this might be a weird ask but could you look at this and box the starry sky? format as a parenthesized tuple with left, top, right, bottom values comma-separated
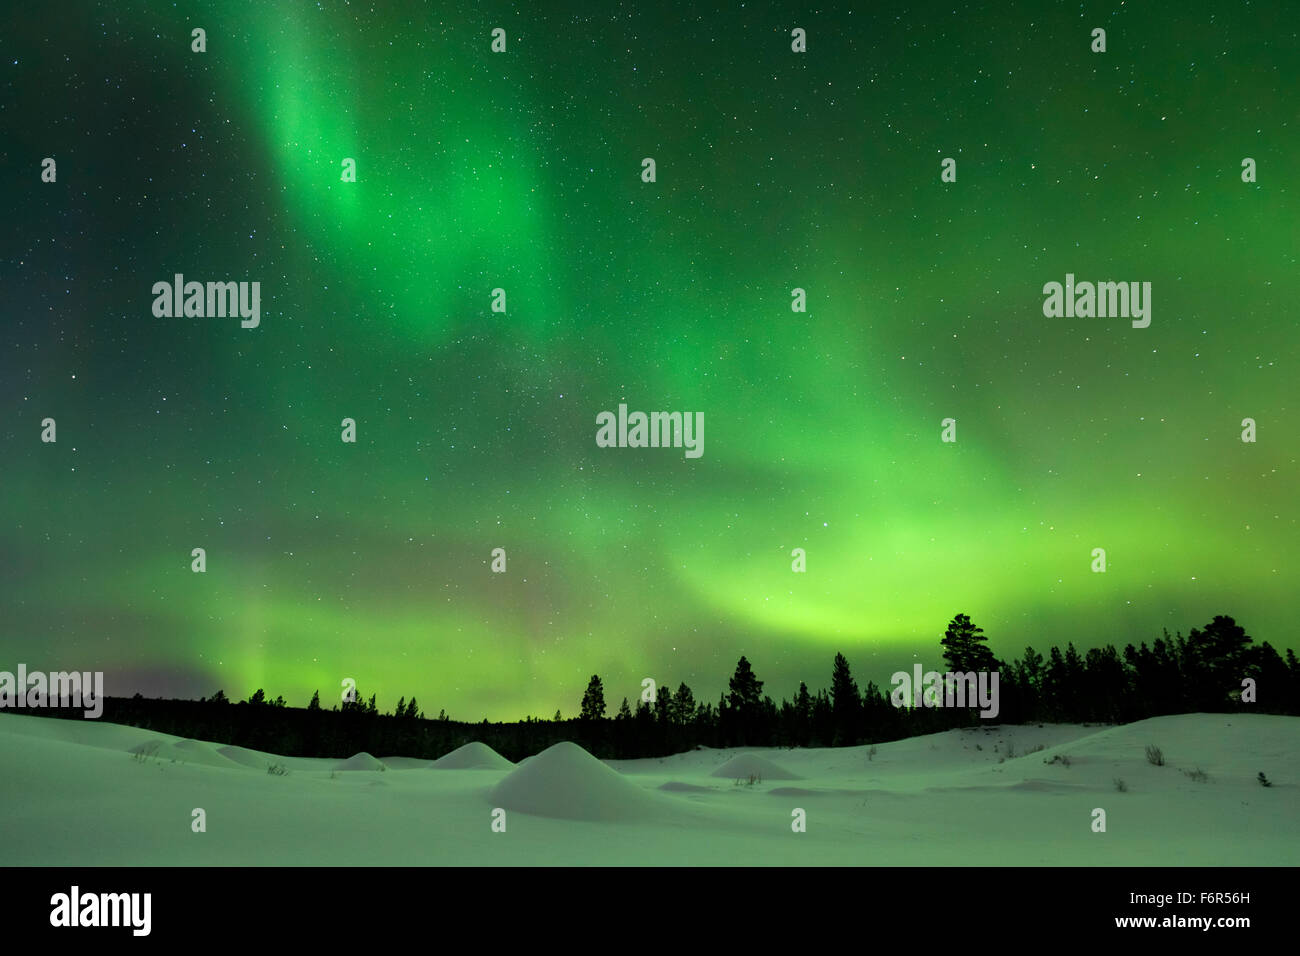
(2, 1, 1296, 720)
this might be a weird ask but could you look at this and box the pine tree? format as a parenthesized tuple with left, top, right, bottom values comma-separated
(728, 657, 765, 745)
(616, 697, 632, 720)
(728, 656, 764, 712)
(940, 613, 997, 672)
(655, 683, 672, 723)
(1187, 615, 1253, 706)
(795, 681, 812, 721)
(862, 679, 887, 739)
(830, 653, 861, 744)
(308, 690, 321, 711)
(580, 675, 606, 720)
(673, 683, 696, 725)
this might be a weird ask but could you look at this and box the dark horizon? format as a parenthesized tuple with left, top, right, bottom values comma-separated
(7, 611, 1294, 764)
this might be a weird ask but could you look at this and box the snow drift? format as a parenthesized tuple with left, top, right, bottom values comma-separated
(335, 751, 387, 771)
(431, 741, 513, 770)
(216, 744, 278, 769)
(489, 741, 667, 821)
(710, 752, 802, 780)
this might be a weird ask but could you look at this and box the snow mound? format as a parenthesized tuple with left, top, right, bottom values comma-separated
(215, 745, 275, 769)
(0, 713, 165, 753)
(335, 751, 387, 772)
(710, 753, 802, 780)
(431, 741, 514, 770)
(163, 738, 236, 768)
(490, 741, 667, 821)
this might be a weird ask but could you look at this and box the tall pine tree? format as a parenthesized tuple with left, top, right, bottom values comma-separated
(940, 613, 996, 672)
(580, 675, 606, 720)
(830, 653, 861, 744)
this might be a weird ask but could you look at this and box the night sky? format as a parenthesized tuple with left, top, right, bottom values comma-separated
(3, 1, 1296, 720)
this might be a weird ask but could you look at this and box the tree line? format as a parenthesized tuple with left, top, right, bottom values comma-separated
(19, 613, 1298, 761)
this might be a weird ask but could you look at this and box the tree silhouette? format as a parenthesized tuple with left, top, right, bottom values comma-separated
(672, 682, 696, 725)
(1187, 615, 1252, 706)
(727, 656, 765, 745)
(580, 675, 606, 720)
(654, 682, 672, 723)
(940, 613, 997, 672)
(830, 653, 861, 744)
(793, 681, 813, 746)
(36, 608, 1289, 762)
(728, 656, 764, 711)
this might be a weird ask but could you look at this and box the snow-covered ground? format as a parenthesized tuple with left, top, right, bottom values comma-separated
(1, 712, 1294, 865)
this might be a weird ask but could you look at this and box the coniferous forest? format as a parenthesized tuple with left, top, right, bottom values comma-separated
(17, 614, 1298, 763)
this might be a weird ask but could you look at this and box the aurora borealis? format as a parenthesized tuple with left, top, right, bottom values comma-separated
(3, 1, 1296, 721)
